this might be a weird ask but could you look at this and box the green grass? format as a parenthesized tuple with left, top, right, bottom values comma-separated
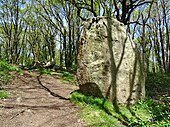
(146, 72, 170, 97)
(0, 60, 21, 100)
(0, 60, 22, 85)
(70, 91, 124, 127)
(36, 68, 76, 83)
(38, 68, 52, 75)
(58, 71, 76, 83)
(0, 90, 9, 99)
(70, 91, 170, 127)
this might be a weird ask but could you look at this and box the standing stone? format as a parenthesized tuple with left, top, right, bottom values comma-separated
(77, 16, 145, 104)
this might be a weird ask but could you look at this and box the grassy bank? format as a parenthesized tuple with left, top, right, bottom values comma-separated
(70, 72, 170, 127)
(70, 91, 170, 127)
(0, 60, 22, 99)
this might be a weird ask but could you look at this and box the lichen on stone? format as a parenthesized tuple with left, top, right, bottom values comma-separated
(77, 16, 145, 104)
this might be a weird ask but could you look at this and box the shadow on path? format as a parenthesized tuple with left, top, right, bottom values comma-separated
(0, 71, 84, 127)
(37, 74, 69, 100)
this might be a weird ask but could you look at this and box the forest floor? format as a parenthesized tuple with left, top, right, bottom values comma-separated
(0, 70, 85, 127)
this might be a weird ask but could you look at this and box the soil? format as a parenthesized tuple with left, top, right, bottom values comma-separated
(0, 71, 85, 127)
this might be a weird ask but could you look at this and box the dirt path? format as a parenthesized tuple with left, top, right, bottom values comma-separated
(0, 71, 85, 127)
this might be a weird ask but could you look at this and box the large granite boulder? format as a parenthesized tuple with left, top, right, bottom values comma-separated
(77, 16, 145, 104)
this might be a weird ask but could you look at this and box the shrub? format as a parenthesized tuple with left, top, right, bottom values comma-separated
(0, 90, 9, 99)
(0, 60, 21, 86)
(146, 73, 170, 97)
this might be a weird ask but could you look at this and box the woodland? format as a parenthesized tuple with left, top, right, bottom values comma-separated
(0, 0, 170, 127)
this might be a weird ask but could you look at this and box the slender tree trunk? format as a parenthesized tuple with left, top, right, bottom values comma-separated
(60, 33, 63, 67)
(63, 29, 67, 68)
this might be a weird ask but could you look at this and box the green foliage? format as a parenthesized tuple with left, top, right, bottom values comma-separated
(146, 73, 170, 97)
(146, 99, 170, 126)
(145, 72, 170, 127)
(58, 71, 76, 83)
(70, 91, 123, 127)
(0, 90, 9, 99)
(131, 98, 170, 127)
(0, 60, 22, 85)
(38, 68, 52, 75)
(0, 60, 20, 72)
(70, 91, 170, 127)
(37, 68, 75, 83)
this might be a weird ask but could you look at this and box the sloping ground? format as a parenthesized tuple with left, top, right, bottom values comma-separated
(0, 71, 85, 127)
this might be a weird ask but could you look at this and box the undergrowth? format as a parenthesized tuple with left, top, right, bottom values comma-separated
(30, 67, 76, 83)
(146, 72, 170, 97)
(38, 68, 52, 75)
(58, 71, 75, 83)
(70, 91, 170, 127)
(69, 72, 170, 126)
(0, 60, 22, 86)
(0, 90, 9, 99)
(0, 60, 22, 99)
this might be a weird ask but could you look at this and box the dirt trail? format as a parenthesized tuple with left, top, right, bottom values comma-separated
(0, 71, 85, 127)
